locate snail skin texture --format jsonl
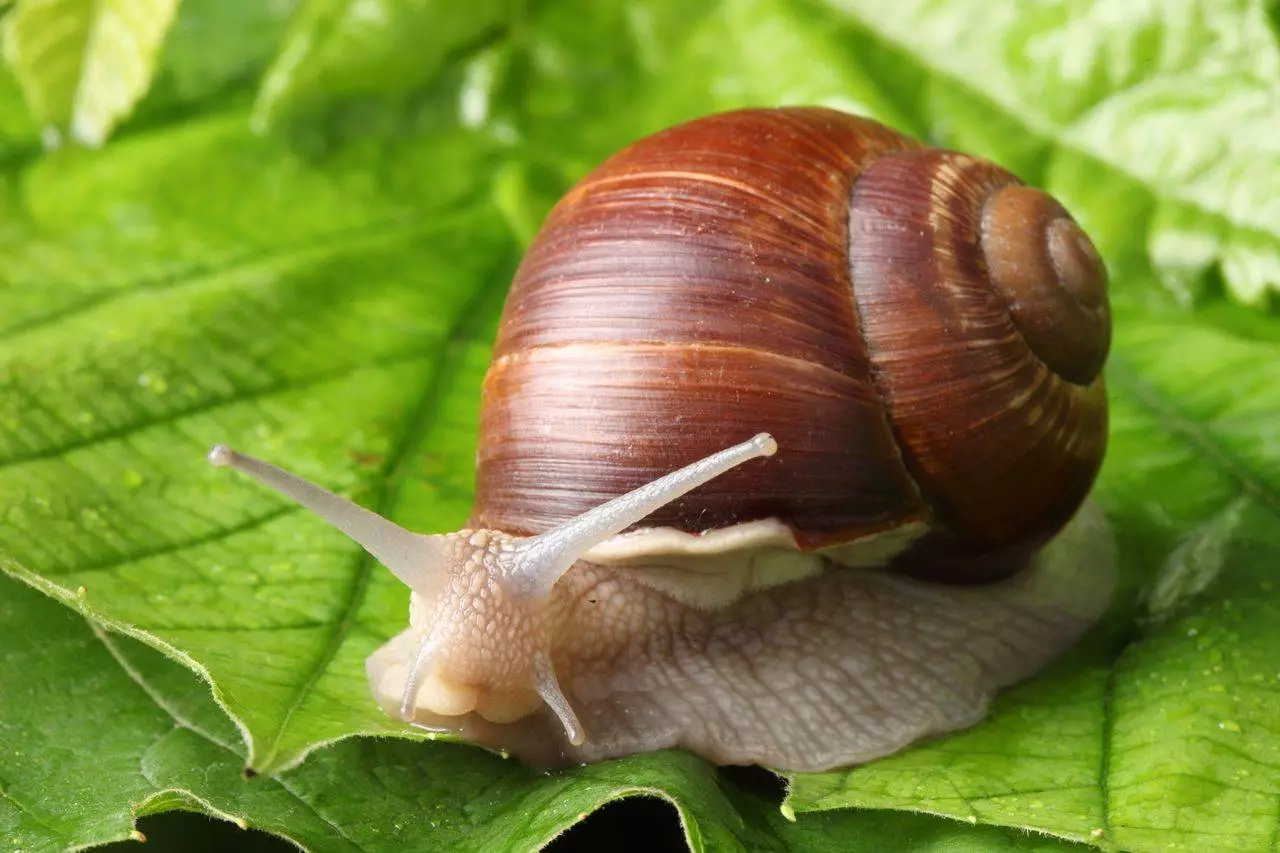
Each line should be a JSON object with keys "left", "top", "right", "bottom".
{"left": 210, "top": 107, "right": 1116, "bottom": 772}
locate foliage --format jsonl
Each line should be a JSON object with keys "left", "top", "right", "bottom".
{"left": 2, "top": 0, "right": 1279, "bottom": 851}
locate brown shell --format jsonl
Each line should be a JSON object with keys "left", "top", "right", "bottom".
{"left": 472, "top": 107, "right": 1109, "bottom": 581}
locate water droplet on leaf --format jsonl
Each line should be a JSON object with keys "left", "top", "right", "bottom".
{"left": 137, "top": 373, "right": 169, "bottom": 394}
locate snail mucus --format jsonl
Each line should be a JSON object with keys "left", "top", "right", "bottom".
{"left": 209, "top": 107, "right": 1116, "bottom": 772}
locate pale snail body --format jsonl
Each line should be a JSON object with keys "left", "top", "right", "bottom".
{"left": 210, "top": 107, "right": 1116, "bottom": 772}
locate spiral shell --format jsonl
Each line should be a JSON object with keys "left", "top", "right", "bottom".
{"left": 473, "top": 107, "right": 1109, "bottom": 581}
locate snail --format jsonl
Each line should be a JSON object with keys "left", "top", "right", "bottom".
{"left": 209, "top": 107, "right": 1116, "bottom": 772}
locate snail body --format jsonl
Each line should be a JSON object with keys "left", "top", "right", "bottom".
{"left": 211, "top": 107, "right": 1116, "bottom": 771}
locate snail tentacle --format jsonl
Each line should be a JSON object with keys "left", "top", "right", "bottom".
{"left": 206, "top": 444, "right": 444, "bottom": 591}
{"left": 505, "top": 433, "right": 778, "bottom": 600}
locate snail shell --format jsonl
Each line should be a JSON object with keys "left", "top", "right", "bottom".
{"left": 476, "top": 107, "right": 1109, "bottom": 584}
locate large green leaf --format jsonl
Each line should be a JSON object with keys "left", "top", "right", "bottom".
{"left": 3, "top": 1, "right": 1280, "bottom": 851}
{"left": 0, "top": 573, "right": 1081, "bottom": 851}
{"left": 2, "top": 0, "right": 181, "bottom": 146}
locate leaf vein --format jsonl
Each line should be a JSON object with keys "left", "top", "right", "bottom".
{"left": 89, "top": 621, "right": 240, "bottom": 755}
{"left": 0, "top": 214, "right": 416, "bottom": 346}
{"left": 1098, "top": 655, "right": 1117, "bottom": 842}
{"left": 55, "top": 505, "right": 299, "bottom": 578}
{"left": 1107, "top": 355, "right": 1280, "bottom": 520}
{"left": 252, "top": 251, "right": 514, "bottom": 771}
{"left": 0, "top": 780, "right": 69, "bottom": 842}
{"left": 0, "top": 346, "right": 432, "bottom": 472}
{"left": 82, "top": 608, "right": 364, "bottom": 853}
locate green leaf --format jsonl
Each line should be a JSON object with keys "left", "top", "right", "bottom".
{"left": 3, "top": 1, "right": 1280, "bottom": 851}
{"left": 2, "top": 0, "right": 182, "bottom": 146}
{"left": 1, "top": 572, "right": 1081, "bottom": 852}
{"left": 252, "top": 0, "right": 512, "bottom": 131}
{"left": 133, "top": 0, "right": 301, "bottom": 117}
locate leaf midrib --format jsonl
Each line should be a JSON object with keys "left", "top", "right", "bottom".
{"left": 1107, "top": 354, "right": 1280, "bottom": 521}
{"left": 1097, "top": 647, "right": 1118, "bottom": 845}
{"left": 251, "top": 246, "right": 516, "bottom": 773}
{"left": 1090, "top": 356, "right": 1280, "bottom": 849}
{"left": 0, "top": 213, "right": 427, "bottom": 346}
{"left": 0, "top": 348, "right": 431, "bottom": 471}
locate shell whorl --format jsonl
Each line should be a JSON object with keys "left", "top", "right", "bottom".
{"left": 982, "top": 185, "right": 1111, "bottom": 385}
{"left": 847, "top": 149, "right": 1109, "bottom": 568}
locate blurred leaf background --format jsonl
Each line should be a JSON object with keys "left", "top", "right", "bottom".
{"left": 1, "top": 1, "right": 1279, "bottom": 851}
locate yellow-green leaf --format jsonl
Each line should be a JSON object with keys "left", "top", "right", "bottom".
{"left": 3, "top": 0, "right": 181, "bottom": 146}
